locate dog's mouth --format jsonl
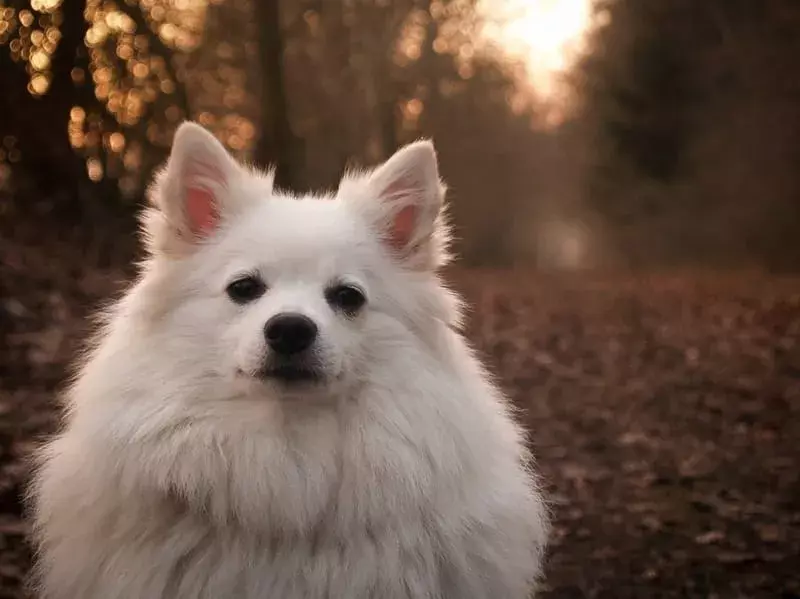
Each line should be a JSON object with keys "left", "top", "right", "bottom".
{"left": 259, "top": 363, "right": 323, "bottom": 385}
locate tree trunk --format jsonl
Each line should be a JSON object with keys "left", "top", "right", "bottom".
{"left": 253, "top": 0, "right": 296, "bottom": 191}
{"left": 0, "top": 0, "right": 110, "bottom": 211}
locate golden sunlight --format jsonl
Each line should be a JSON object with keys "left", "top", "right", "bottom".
{"left": 479, "top": 0, "right": 593, "bottom": 111}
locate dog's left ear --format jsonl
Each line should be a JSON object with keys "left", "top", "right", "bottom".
{"left": 362, "top": 140, "right": 449, "bottom": 269}
{"left": 144, "top": 121, "right": 256, "bottom": 256}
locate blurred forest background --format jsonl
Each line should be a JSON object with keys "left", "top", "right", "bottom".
{"left": 1, "top": 1, "right": 799, "bottom": 598}
{"left": 1, "top": 0, "right": 799, "bottom": 270}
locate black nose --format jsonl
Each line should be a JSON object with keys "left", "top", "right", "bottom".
{"left": 264, "top": 313, "right": 318, "bottom": 355}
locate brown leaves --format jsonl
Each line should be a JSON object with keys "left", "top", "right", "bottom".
{"left": 453, "top": 270, "right": 800, "bottom": 598}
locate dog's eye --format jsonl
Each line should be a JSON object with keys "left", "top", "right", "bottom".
{"left": 326, "top": 284, "right": 366, "bottom": 314}
{"left": 226, "top": 275, "right": 266, "bottom": 304}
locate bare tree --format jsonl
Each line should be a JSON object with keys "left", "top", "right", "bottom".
{"left": 253, "top": 0, "right": 295, "bottom": 191}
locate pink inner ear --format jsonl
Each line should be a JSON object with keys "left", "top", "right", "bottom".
{"left": 390, "top": 204, "right": 417, "bottom": 250}
{"left": 186, "top": 187, "right": 218, "bottom": 236}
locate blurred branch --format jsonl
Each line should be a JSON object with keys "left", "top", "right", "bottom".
{"left": 117, "top": 0, "right": 191, "bottom": 118}
{"left": 0, "top": 0, "right": 100, "bottom": 197}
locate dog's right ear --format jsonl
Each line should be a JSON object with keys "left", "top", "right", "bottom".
{"left": 143, "top": 122, "right": 254, "bottom": 256}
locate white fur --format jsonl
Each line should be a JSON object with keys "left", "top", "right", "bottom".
{"left": 29, "top": 123, "right": 549, "bottom": 599}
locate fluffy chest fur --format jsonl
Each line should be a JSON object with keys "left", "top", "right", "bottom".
{"left": 31, "top": 342, "right": 546, "bottom": 599}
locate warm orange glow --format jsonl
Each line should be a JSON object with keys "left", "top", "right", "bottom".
{"left": 479, "top": 0, "right": 593, "bottom": 112}
{"left": 401, "top": 98, "right": 424, "bottom": 129}
{"left": 30, "top": 0, "right": 63, "bottom": 12}
{"left": 28, "top": 73, "right": 50, "bottom": 95}
{"left": 86, "top": 157, "right": 103, "bottom": 181}
{"left": 108, "top": 132, "right": 125, "bottom": 152}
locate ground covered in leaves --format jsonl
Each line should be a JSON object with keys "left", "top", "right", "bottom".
{"left": 458, "top": 270, "right": 799, "bottom": 599}
{"left": 1, "top": 240, "right": 798, "bottom": 597}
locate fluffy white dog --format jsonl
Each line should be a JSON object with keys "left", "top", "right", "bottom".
{"left": 29, "top": 122, "right": 549, "bottom": 598}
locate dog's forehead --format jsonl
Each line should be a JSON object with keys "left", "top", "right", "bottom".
{"left": 225, "top": 195, "right": 373, "bottom": 269}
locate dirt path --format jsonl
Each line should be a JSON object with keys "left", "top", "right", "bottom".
{"left": 1, "top": 266, "right": 798, "bottom": 597}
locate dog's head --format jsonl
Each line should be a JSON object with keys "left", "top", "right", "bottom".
{"left": 137, "top": 122, "right": 459, "bottom": 400}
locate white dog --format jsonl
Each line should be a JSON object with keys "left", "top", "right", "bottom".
{"left": 29, "top": 122, "right": 549, "bottom": 598}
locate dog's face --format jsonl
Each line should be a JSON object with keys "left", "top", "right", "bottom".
{"left": 140, "top": 123, "right": 454, "bottom": 399}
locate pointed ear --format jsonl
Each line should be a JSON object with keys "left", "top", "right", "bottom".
{"left": 144, "top": 122, "right": 254, "bottom": 255}
{"left": 360, "top": 140, "right": 449, "bottom": 269}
